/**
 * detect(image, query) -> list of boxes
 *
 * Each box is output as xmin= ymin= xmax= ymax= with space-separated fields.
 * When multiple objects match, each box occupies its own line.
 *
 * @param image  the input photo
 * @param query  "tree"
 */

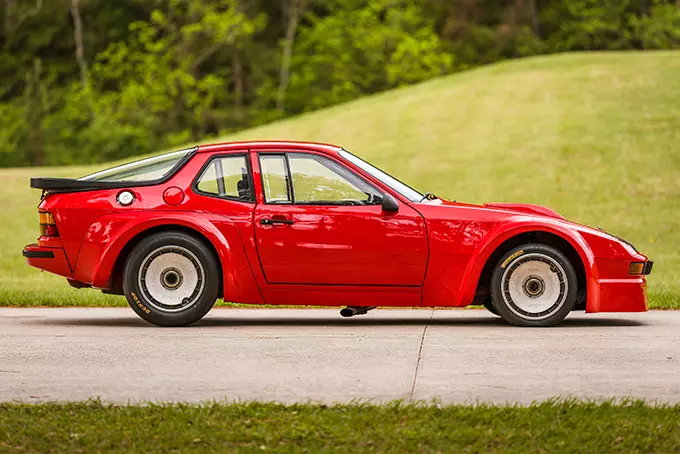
xmin=69 ymin=0 xmax=88 ymax=88
xmin=277 ymin=0 xmax=307 ymax=112
xmin=1 ymin=0 xmax=680 ymax=167
xmin=630 ymin=0 xmax=680 ymax=48
xmin=542 ymin=0 xmax=634 ymax=51
xmin=284 ymin=0 xmax=453 ymax=112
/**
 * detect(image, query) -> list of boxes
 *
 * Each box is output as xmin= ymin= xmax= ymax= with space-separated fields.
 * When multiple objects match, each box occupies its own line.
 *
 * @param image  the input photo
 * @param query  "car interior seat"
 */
xmin=237 ymin=168 xmax=251 ymax=200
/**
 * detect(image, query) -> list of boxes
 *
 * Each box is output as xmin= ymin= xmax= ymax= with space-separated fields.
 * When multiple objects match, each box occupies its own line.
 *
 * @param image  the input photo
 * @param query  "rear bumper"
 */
xmin=588 ymin=277 xmax=648 ymax=313
xmin=23 ymin=243 xmax=73 ymax=279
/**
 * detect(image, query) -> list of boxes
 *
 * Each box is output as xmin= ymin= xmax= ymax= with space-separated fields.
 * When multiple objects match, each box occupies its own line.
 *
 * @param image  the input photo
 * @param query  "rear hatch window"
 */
xmin=80 ymin=148 xmax=194 ymax=182
xmin=30 ymin=147 xmax=197 ymax=193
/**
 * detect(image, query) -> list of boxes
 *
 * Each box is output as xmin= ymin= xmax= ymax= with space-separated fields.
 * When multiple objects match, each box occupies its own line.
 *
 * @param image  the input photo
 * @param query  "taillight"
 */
xmin=39 ymin=211 xmax=59 ymax=237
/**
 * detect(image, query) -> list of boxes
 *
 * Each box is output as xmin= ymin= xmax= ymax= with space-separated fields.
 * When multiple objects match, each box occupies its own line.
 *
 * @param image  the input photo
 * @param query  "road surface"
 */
xmin=1 ymin=308 xmax=679 ymax=405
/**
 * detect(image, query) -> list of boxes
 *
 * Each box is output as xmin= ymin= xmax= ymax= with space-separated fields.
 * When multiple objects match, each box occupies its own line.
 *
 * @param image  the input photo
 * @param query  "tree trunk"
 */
xmin=232 ymin=46 xmax=244 ymax=119
xmin=70 ymin=0 xmax=88 ymax=88
xmin=25 ymin=59 xmax=46 ymax=166
xmin=529 ymin=0 xmax=539 ymax=37
xmin=4 ymin=0 xmax=12 ymax=35
xmin=277 ymin=0 xmax=305 ymax=112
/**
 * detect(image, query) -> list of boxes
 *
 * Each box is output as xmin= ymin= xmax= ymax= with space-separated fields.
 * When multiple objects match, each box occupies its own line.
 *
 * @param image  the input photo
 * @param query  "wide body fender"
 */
xmin=423 ymin=217 xmax=598 ymax=309
xmin=74 ymin=211 xmax=263 ymax=305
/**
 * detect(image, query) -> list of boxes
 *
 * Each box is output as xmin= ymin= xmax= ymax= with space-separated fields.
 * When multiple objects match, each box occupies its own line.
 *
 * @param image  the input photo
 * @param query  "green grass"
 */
xmin=2 ymin=51 xmax=679 ymax=308
xmin=1 ymin=400 xmax=679 ymax=453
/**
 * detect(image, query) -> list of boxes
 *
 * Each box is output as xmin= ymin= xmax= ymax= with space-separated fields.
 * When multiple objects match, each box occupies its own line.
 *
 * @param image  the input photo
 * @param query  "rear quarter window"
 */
xmin=195 ymin=155 xmax=252 ymax=202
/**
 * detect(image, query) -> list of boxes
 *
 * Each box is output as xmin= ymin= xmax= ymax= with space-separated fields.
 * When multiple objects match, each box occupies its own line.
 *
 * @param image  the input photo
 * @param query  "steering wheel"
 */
xmin=340 ymin=199 xmax=363 ymax=206
xmin=366 ymin=193 xmax=381 ymax=205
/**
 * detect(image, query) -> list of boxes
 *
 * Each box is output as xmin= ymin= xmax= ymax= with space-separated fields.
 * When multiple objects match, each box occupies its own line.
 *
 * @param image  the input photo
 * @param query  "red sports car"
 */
xmin=24 ymin=141 xmax=652 ymax=327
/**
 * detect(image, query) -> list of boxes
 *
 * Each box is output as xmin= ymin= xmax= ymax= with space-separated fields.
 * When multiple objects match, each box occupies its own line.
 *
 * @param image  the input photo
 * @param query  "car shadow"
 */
xmin=25 ymin=312 xmax=647 ymax=328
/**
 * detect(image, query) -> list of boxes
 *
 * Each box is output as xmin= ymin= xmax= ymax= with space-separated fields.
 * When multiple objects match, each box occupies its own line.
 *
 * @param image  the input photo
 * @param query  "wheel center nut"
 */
xmin=161 ymin=268 xmax=183 ymax=290
xmin=523 ymin=276 xmax=545 ymax=297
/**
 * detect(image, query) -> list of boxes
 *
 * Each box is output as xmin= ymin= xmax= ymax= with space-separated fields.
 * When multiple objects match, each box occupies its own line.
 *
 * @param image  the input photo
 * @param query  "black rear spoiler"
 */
xmin=30 ymin=177 xmax=134 ymax=193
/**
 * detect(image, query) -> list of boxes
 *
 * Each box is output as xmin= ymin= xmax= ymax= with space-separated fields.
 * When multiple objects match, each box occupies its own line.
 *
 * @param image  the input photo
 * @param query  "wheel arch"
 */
xmin=89 ymin=213 xmax=264 ymax=305
xmin=106 ymin=224 xmax=223 ymax=297
xmin=460 ymin=223 xmax=597 ymax=308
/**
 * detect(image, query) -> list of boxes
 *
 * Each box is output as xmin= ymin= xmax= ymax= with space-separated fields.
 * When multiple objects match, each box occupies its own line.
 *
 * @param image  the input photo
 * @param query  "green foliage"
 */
xmin=630 ymin=2 xmax=680 ymax=48
xmin=285 ymin=0 xmax=452 ymax=112
xmin=543 ymin=0 xmax=634 ymax=51
xmin=0 ymin=0 xmax=679 ymax=167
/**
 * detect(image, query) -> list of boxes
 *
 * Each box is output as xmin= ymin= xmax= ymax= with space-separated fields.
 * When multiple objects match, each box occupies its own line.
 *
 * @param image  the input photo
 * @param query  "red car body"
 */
xmin=24 ymin=141 xmax=651 ymax=322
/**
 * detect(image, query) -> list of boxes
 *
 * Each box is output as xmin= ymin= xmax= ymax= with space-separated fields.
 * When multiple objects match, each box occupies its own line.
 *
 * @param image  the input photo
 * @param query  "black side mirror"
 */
xmin=381 ymin=193 xmax=399 ymax=213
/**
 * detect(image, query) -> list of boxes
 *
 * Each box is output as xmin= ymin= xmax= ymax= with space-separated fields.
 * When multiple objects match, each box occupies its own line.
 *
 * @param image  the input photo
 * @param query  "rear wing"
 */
xmin=30 ymin=177 xmax=135 ymax=193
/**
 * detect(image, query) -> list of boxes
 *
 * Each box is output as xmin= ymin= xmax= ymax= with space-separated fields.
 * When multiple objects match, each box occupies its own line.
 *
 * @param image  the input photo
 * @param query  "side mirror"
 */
xmin=381 ymin=193 xmax=399 ymax=213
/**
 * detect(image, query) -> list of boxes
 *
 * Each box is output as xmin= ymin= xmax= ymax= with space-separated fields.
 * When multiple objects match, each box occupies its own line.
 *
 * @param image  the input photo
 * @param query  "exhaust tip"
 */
xmin=340 ymin=308 xmax=355 ymax=318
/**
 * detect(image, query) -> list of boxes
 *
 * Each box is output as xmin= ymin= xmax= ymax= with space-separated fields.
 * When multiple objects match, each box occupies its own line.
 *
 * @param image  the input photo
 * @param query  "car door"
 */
xmin=253 ymin=151 xmax=428 ymax=286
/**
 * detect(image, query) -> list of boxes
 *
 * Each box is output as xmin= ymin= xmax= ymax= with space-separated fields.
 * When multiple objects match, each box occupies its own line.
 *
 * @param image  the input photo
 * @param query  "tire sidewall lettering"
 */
xmin=491 ymin=244 xmax=578 ymax=327
xmin=500 ymin=249 xmax=524 ymax=269
xmin=130 ymin=291 xmax=151 ymax=314
xmin=122 ymin=231 xmax=220 ymax=327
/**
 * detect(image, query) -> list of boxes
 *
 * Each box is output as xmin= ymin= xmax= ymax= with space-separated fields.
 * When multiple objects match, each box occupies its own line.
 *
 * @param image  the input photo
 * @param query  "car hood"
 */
xmin=430 ymin=198 xmax=565 ymax=220
xmin=481 ymin=203 xmax=565 ymax=220
xmin=420 ymin=198 xmax=646 ymax=260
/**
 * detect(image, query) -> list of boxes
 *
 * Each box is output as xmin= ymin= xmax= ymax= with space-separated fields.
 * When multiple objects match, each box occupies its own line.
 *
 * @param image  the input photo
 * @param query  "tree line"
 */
xmin=1 ymin=0 xmax=679 ymax=167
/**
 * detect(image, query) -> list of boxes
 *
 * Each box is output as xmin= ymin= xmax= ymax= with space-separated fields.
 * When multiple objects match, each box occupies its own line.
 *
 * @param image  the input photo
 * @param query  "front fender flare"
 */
xmin=457 ymin=219 xmax=599 ymax=308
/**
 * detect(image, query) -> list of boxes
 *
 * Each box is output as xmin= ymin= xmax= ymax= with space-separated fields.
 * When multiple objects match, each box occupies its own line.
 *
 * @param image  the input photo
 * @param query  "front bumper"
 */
xmin=23 ymin=243 xmax=73 ymax=278
xmin=589 ymin=277 xmax=648 ymax=313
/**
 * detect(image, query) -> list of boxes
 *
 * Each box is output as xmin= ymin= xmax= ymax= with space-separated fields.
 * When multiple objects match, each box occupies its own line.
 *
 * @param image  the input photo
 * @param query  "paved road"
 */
xmin=1 ymin=308 xmax=679 ymax=405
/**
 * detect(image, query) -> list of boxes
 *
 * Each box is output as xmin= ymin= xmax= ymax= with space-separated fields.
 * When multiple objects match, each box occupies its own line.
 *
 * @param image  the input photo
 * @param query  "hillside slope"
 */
xmin=2 ymin=51 xmax=679 ymax=307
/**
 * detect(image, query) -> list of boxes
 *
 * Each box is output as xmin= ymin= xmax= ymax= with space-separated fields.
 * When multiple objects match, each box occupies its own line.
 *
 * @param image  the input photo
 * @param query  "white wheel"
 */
xmin=491 ymin=244 xmax=578 ymax=327
xmin=501 ymin=253 xmax=568 ymax=321
xmin=123 ymin=231 xmax=220 ymax=327
xmin=138 ymin=245 xmax=206 ymax=313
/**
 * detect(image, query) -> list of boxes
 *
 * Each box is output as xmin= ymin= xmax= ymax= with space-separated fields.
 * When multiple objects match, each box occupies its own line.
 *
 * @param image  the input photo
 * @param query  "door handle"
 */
xmin=260 ymin=218 xmax=294 ymax=225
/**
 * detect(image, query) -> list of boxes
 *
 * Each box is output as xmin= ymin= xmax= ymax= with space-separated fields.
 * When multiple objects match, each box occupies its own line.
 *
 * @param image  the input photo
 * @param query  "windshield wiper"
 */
xmin=419 ymin=192 xmax=438 ymax=202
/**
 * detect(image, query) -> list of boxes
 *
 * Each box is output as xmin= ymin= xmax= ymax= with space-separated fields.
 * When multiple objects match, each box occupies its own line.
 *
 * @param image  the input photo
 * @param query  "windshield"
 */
xmin=79 ymin=148 xmax=195 ymax=182
xmin=339 ymin=149 xmax=423 ymax=202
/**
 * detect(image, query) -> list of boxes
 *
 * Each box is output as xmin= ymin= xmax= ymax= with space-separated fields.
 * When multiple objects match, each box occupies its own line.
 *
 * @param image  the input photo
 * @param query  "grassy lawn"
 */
xmin=1 ymin=400 xmax=679 ymax=453
xmin=1 ymin=51 xmax=679 ymax=308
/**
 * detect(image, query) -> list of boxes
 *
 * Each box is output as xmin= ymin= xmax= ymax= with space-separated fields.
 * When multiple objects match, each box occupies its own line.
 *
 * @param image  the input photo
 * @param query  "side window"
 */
xmin=196 ymin=155 xmax=252 ymax=201
xmin=289 ymin=154 xmax=380 ymax=205
xmin=258 ymin=152 xmax=382 ymax=205
xmin=260 ymin=155 xmax=292 ymax=203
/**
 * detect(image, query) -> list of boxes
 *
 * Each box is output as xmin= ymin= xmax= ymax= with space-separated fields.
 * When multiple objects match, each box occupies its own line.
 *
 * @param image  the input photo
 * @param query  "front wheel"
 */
xmin=482 ymin=298 xmax=499 ymax=316
xmin=490 ymin=244 xmax=577 ymax=327
xmin=123 ymin=231 xmax=220 ymax=327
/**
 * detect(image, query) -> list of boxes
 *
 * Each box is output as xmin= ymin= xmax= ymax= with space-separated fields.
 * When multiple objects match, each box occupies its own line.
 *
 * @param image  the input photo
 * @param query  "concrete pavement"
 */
xmin=1 ymin=308 xmax=679 ymax=405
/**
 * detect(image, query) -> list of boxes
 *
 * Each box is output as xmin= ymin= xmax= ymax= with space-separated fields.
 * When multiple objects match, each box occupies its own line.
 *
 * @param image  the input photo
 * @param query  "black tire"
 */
xmin=122 ymin=231 xmax=220 ymax=327
xmin=483 ymin=297 xmax=500 ymax=316
xmin=490 ymin=244 xmax=577 ymax=327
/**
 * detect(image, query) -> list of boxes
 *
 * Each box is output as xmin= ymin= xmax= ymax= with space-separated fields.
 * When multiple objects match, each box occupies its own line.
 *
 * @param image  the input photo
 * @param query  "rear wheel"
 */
xmin=490 ymin=244 xmax=577 ymax=327
xmin=123 ymin=231 xmax=220 ymax=327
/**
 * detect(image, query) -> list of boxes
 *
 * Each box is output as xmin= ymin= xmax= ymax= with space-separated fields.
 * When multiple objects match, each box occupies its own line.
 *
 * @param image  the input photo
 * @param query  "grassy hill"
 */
xmin=2 ymin=51 xmax=679 ymax=308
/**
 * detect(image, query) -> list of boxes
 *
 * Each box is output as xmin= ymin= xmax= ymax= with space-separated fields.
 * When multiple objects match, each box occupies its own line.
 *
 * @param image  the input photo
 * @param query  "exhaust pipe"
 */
xmin=340 ymin=306 xmax=376 ymax=317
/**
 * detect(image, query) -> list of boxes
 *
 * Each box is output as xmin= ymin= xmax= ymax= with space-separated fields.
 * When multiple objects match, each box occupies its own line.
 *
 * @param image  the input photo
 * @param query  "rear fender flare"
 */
xmin=457 ymin=220 xmax=598 ymax=307
xmin=87 ymin=212 xmax=263 ymax=304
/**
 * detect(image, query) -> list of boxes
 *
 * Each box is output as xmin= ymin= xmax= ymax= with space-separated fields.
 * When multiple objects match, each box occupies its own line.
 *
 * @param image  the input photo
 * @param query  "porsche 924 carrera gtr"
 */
xmin=24 ymin=141 xmax=652 ymax=327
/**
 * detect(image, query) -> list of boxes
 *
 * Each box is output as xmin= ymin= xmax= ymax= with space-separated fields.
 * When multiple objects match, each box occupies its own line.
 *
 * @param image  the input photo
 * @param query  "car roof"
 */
xmin=197 ymin=140 xmax=342 ymax=156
